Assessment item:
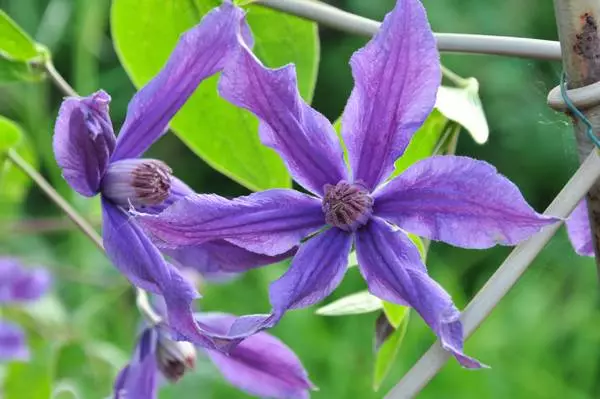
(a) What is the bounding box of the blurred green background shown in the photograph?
[1,0,599,398]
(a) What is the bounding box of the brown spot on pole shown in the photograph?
[572,12,600,84]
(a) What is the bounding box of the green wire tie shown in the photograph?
[560,71,600,149]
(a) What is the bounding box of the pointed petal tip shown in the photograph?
[447,347,489,370]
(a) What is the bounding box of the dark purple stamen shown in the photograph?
[322,181,373,231]
[101,159,172,207]
[131,160,172,205]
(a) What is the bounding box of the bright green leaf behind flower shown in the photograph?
[0,57,45,84]
[0,115,22,152]
[0,10,41,61]
[393,109,448,176]
[111,0,319,191]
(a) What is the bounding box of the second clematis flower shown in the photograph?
[52,2,284,350]
[113,313,314,399]
[137,0,558,366]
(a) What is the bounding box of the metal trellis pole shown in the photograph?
[553,0,600,275]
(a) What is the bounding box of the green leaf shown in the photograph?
[347,250,358,268]
[0,57,45,84]
[392,109,448,176]
[0,115,23,152]
[406,233,427,261]
[373,309,410,391]
[0,117,37,216]
[4,336,55,399]
[111,0,320,191]
[436,79,488,144]
[316,290,383,316]
[0,10,41,61]
[381,302,409,329]
[245,4,319,102]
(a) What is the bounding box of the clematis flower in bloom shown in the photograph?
[136,0,557,366]
[0,258,51,361]
[52,2,285,349]
[114,314,314,399]
[566,200,594,257]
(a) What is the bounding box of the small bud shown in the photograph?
[101,159,172,208]
[156,334,196,383]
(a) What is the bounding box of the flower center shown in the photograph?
[101,159,172,208]
[322,181,373,231]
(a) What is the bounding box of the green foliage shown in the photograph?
[0,115,22,152]
[0,10,48,84]
[0,10,41,61]
[0,57,45,84]
[111,0,319,191]
[373,308,409,391]
[393,109,448,175]
[0,117,37,216]
[4,336,54,399]
[316,290,383,316]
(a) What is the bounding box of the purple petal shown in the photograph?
[199,313,314,399]
[226,228,352,340]
[53,90,116,196]
[0,321,29,361]
[374,156,558,249]
[269,228,352,314]
[566,200,595,257]
[355,217,483,368]
[136,190,324,256]
[164,241,295,276]
[0,258,51,303]
[341,0,440,190]
[101,199,235,350]
[111,2,248,161]
[113,328,159,399]
[219,44,347,196]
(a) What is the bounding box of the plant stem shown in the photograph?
[441,65,469,87]
[385,149,600,398]
[7,149,103,251]
[4,217,101,235]
[44,60,78,97]
[255,0,562,61]
[6,149,161,326]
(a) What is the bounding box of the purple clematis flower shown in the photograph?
[114,313,314,399]
[566,200,595,257]
[136,0,557,366]
[0,258,51,361]
[52,2,285,350]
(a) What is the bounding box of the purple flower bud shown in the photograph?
[322,181,373,231]
[101,159,172,208]
[156,333,196,382]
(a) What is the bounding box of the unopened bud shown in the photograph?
[156,335,196,382]
[101,159,172,208]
